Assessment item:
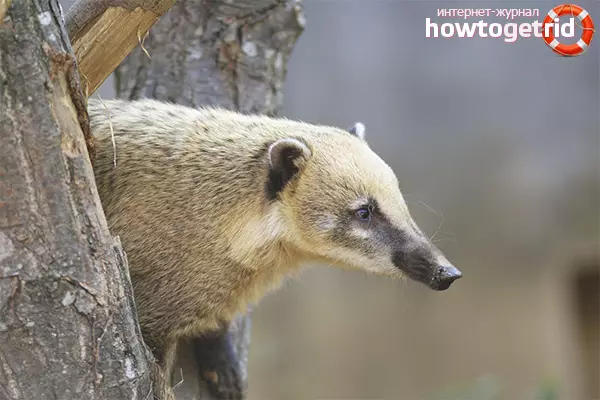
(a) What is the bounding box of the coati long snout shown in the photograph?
[89,99,461,398]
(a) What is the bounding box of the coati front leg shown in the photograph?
[149,338,178,400]
[149,326,245,400]
[194,323,246,400]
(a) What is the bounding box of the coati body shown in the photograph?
[88,99,461,397]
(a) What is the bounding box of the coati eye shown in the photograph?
[356,206,372,222]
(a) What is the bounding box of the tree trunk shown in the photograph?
[0,1,154,399]
[114,1,304,398]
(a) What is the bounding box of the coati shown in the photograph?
[88,99,462,399]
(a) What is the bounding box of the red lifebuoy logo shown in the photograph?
[543,4,595,56]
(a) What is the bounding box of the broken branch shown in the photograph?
[66,0,175,96]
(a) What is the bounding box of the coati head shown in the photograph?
[266,123,462,291]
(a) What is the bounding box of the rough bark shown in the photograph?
[114,0,305,398]
[0,1,154,399]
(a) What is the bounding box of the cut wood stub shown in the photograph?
[68,2,176,96]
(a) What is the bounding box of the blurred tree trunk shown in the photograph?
[0,1,154,399]
[114,0,305,398]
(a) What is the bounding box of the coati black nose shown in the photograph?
[435,265,462,291]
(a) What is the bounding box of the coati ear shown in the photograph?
[348,122,366,140]
[266,138,312,200]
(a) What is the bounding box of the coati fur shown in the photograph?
[88,99,462,399]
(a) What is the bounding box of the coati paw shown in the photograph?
[201,366,244,400]
[194,328,246,400]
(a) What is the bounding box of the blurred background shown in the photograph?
[63,0,599,399]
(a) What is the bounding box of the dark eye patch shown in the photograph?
[356,205,372,222]
[351,198,379,220]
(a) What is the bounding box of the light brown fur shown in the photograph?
[89,99,461,398]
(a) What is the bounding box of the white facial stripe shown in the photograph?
[349,197,370,209]
[317,213,337,230]
[351,226,372,240]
